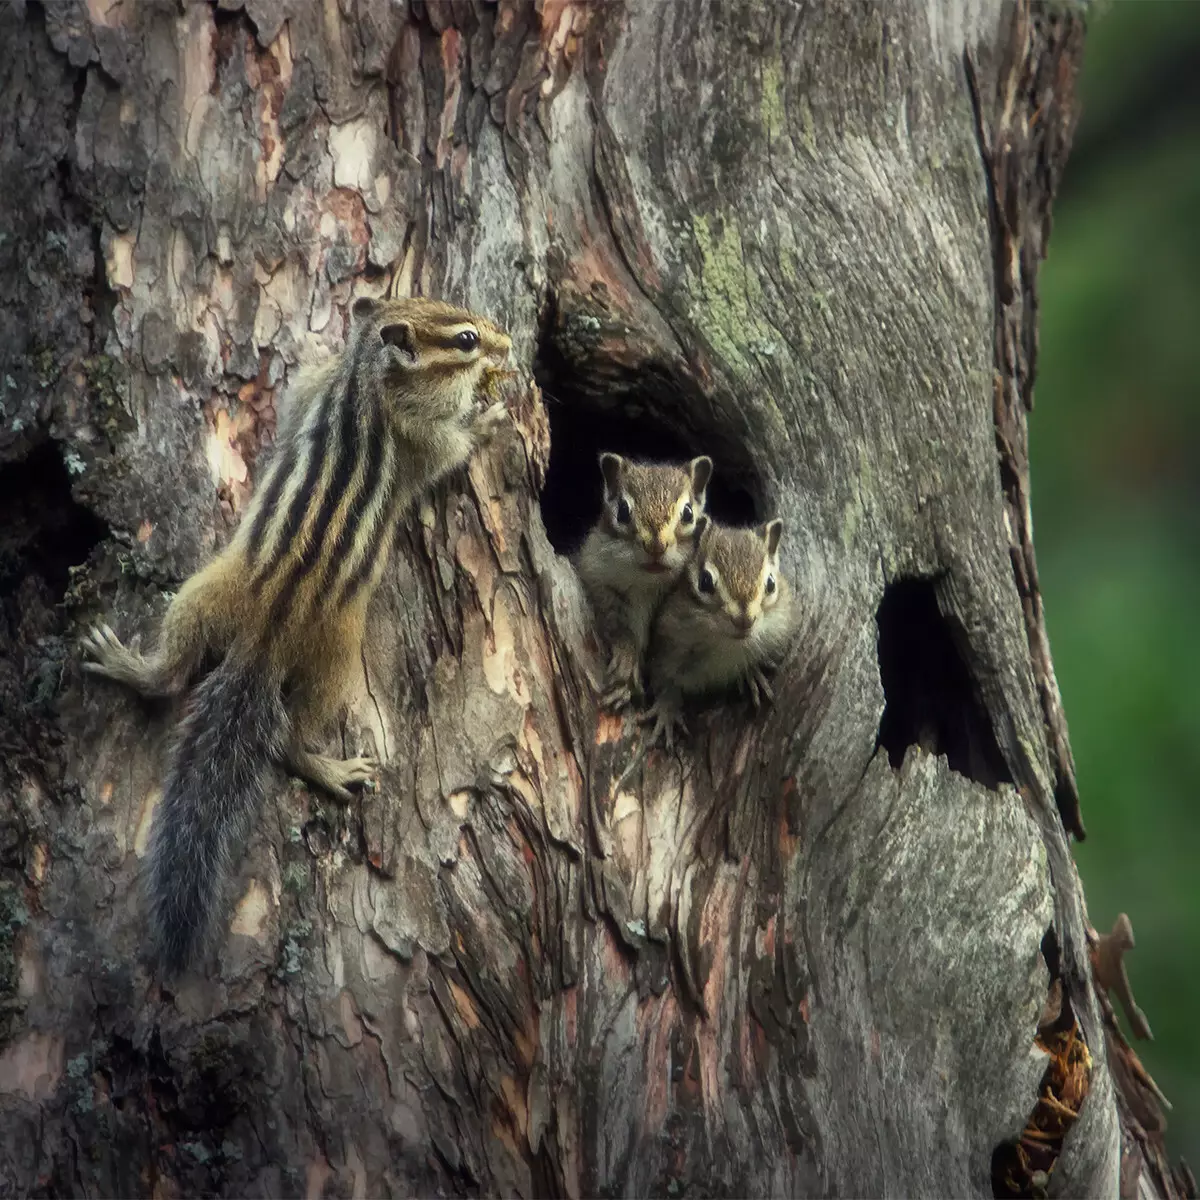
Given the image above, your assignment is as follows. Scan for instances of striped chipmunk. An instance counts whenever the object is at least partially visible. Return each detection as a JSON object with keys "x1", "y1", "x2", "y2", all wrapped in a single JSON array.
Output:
[
  {"x1": 81, "y1": 295, "x2": 513, "y2": 973},
  {"x1": 574, "y1": 452, "x2": 713, "y2": 711},
  {"x1": 642, "y1": 516, "x2": 796, "y2": 749}
]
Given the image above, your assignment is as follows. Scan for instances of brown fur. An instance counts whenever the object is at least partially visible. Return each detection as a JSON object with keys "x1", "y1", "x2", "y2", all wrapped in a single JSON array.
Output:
[
  {"x1": 642, "y1": 516, "x2": 795, "y2": 748},
  {"x1": 700, "y1": 524, "x2": 769, "y2": 607},
  {"x1": 575, "y1": 453, "x2": 712, "y2": 710},
  {"x1": 602, "y1": 461, "x2": 694, "y2": 552}
]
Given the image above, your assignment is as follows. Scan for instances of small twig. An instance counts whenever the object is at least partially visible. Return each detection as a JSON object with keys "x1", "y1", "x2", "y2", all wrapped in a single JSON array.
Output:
[{"x1": 1092, "y1": 913, "x2": 1153, "y2": 1040}]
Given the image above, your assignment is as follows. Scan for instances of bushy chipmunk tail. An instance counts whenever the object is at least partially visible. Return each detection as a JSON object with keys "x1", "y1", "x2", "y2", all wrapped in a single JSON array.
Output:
[{"x1": 145, "y1": 649, "x2": 288, "y2": 974}]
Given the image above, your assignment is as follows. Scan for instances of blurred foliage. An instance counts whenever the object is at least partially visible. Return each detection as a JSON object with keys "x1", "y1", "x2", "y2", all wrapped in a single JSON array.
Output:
[{"x1": 1034, "y1": 0, "x2": 1200, "y2": 1166}]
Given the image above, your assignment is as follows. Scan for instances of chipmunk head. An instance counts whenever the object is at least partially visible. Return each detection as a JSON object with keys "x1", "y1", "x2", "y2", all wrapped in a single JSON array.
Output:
[
  {"x1": 351, "y1": 295, "x2": 512, "y2": 421},
  {"x1": 684, "y1": 517, "x2": 786, "y2": 640},
  {"x1": 598, "y1": 453, "x2": 712, "y2": 577}
]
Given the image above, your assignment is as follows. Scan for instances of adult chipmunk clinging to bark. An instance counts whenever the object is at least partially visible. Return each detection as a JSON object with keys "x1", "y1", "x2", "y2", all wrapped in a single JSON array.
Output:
[{"x1": 81, "y1": 295, "x2": 513, "y2": 974}]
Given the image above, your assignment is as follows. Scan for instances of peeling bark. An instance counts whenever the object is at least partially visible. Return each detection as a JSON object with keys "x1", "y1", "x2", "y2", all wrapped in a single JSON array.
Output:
[{"x1": 0, "y1": 0, "x2": 1181, "y2": 1197}]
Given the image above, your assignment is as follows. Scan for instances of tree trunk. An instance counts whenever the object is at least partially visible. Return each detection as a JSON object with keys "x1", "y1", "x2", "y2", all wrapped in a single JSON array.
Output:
[{"x1": 0, "y1": 0, "x2": 1183, "y2": 1196}]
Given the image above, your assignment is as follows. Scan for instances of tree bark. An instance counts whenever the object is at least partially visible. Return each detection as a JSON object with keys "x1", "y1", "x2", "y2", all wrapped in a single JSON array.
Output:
[{"x1": 0, "y1": 0, "x2": 1182, "y2": 1197}]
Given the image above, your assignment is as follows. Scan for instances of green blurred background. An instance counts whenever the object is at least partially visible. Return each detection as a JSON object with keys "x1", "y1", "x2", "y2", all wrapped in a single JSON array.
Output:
[{"x1": 1035, "y1": 0, "x2": 1199, "y2": 1166}]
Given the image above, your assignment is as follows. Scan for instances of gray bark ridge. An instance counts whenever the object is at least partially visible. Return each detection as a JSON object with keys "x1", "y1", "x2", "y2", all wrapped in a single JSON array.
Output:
[{"x1": 0, "y1": 1, "x2": 1175, "y2": 1197}]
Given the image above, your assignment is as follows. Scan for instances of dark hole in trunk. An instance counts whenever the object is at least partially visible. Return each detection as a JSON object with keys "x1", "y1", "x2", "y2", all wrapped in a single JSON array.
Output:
[
  {"x1": 0, "y1": 439, "x2": 107, "y2": 779},
  {"x1": 0, "y1": 439, "x2": 107, "y2": 620},
  {"x1": 875, "y1": 577, "x2": 1013, "y2": 788},
  {"x1": 533, "y1": 307, "x2": 759, "y2": 555}
]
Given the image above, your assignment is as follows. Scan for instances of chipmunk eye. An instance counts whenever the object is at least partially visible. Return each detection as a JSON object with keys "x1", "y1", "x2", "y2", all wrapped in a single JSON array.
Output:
[
  {"x1": 681, "y1": 503, "x2": 694, "y2": 525},
  {"x1": 454, "y1": 329, "x2": 480, "y2": 352},
  {"x1": 616, "y1": 497, "x2": 632, "y2": 525},
  {"x1": 765, "y1": 575, "x2": 776, "y2": 596},
  {"x1": 698, "y1": 568, "x2": 716, "y2": 595}
]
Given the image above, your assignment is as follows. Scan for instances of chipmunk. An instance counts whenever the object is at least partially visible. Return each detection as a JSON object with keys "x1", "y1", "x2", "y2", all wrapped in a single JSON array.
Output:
[
  {"x1": 574, "y1": 452, "x2": 712, "y2": 710},
  {"x1": 81, "y1": 295, "x2": 513, "y2": 973},
  {"x1": 642, "y1": 515, "x2": 795, "y2": 748}
]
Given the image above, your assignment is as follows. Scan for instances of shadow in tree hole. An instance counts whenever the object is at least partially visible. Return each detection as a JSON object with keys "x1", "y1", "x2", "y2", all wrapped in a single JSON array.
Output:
[
  {"x1": 875, "y1": 577, "x2": 1013, "y2": 790},
  {"x1": 533, "y1": 326, "x2": 759, "y2": 555}
]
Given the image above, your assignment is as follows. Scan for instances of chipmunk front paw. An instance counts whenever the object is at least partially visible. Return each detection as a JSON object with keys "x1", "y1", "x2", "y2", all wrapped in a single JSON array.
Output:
[
  {"x1": 742, "y1": 664, "x2": 775, "y2": 710},
  {"x1": 639, "y1": 698, "x2": 687, "y2": 752},
  {"x1": 472, "y1": 401, "x2": 509, "y2": 443},
  {"x1": 599, "y1": 644, "x2": 643, "y2": 713}
]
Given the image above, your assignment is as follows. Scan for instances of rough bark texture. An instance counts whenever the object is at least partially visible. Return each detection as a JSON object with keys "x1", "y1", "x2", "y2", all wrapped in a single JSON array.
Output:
[{"x1": 0, "y1": 0, "x2": 1180, "y2": 1197}]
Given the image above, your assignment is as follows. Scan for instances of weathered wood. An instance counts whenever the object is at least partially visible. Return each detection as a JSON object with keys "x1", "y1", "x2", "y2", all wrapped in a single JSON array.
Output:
[{"x1": 0, "y1": 0, "x2": 1176, "y2": 1196}]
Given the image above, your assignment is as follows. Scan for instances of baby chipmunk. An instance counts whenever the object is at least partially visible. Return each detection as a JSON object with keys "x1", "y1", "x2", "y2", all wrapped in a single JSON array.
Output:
[
  {"x1": 574, "y1": 452, "x2": 712, "y2": 710},
  {"x1": 81, "y1": 295, "x2": 513, "y2": 973},
  {"x1": 643, "y1": 515, "x2": 796, "y2": 748}
]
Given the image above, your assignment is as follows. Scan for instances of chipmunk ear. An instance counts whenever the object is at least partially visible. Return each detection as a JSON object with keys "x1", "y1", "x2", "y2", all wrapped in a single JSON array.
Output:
[
  {"x1": 689, "y1": 455, "x2": 713, "y2": 502},
  {"x1": 761, "y1": 518, "x2": 783, "y2": 556},
  {"x1": 599, "y1": 452, "x2": 626, "y2": 497},
  {"x1": 379, "y1": 320, "x2": 419, "y2": 367},
  {"x1": 693, "y1": 514, "x2": 711, "y2": 541}
]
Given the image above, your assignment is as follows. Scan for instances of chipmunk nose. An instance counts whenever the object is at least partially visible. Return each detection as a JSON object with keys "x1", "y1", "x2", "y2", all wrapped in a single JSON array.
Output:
[
  {"x1": 644, "y1": 533, "x2": 668, "y2": 559},
  {"x1": 732, "y1": 611, "x2": 755, "y2": 635}
]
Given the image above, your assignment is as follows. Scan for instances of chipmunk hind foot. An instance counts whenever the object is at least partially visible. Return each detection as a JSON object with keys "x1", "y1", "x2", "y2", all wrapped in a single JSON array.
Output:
[{"x1": 284, "y1": 745, "x2": 379, "y2": 803}]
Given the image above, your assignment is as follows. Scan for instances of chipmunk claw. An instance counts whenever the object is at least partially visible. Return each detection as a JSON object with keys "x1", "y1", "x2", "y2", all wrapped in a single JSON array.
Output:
[
  {"x1": 600, "y1": 681, "x2": 634, "y2": 713},
  {"x1": 473, "y1": 401, "x2": 509, "y2": 442},
  {"x1": 600, "y1": 673, "x2": 644, "y2": 714},
  {"x1": 80, "y1": 623, "x2": 141, "y2": 681},
  {"x1": 639, "y1": 699, "x2": 686, "y2": 752},
  {"x1": 743, "y1": 665, "x2": 775, "y2": 710},
  {"x1": 598, "y1": 645, "x2": 643, "y2": 714},
  {"x1": 287, "y1": 749, "x2": 379, "y2": 803},
  {"x1": 341, "y1": 756, "x2": 379, "y2": 789}
]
